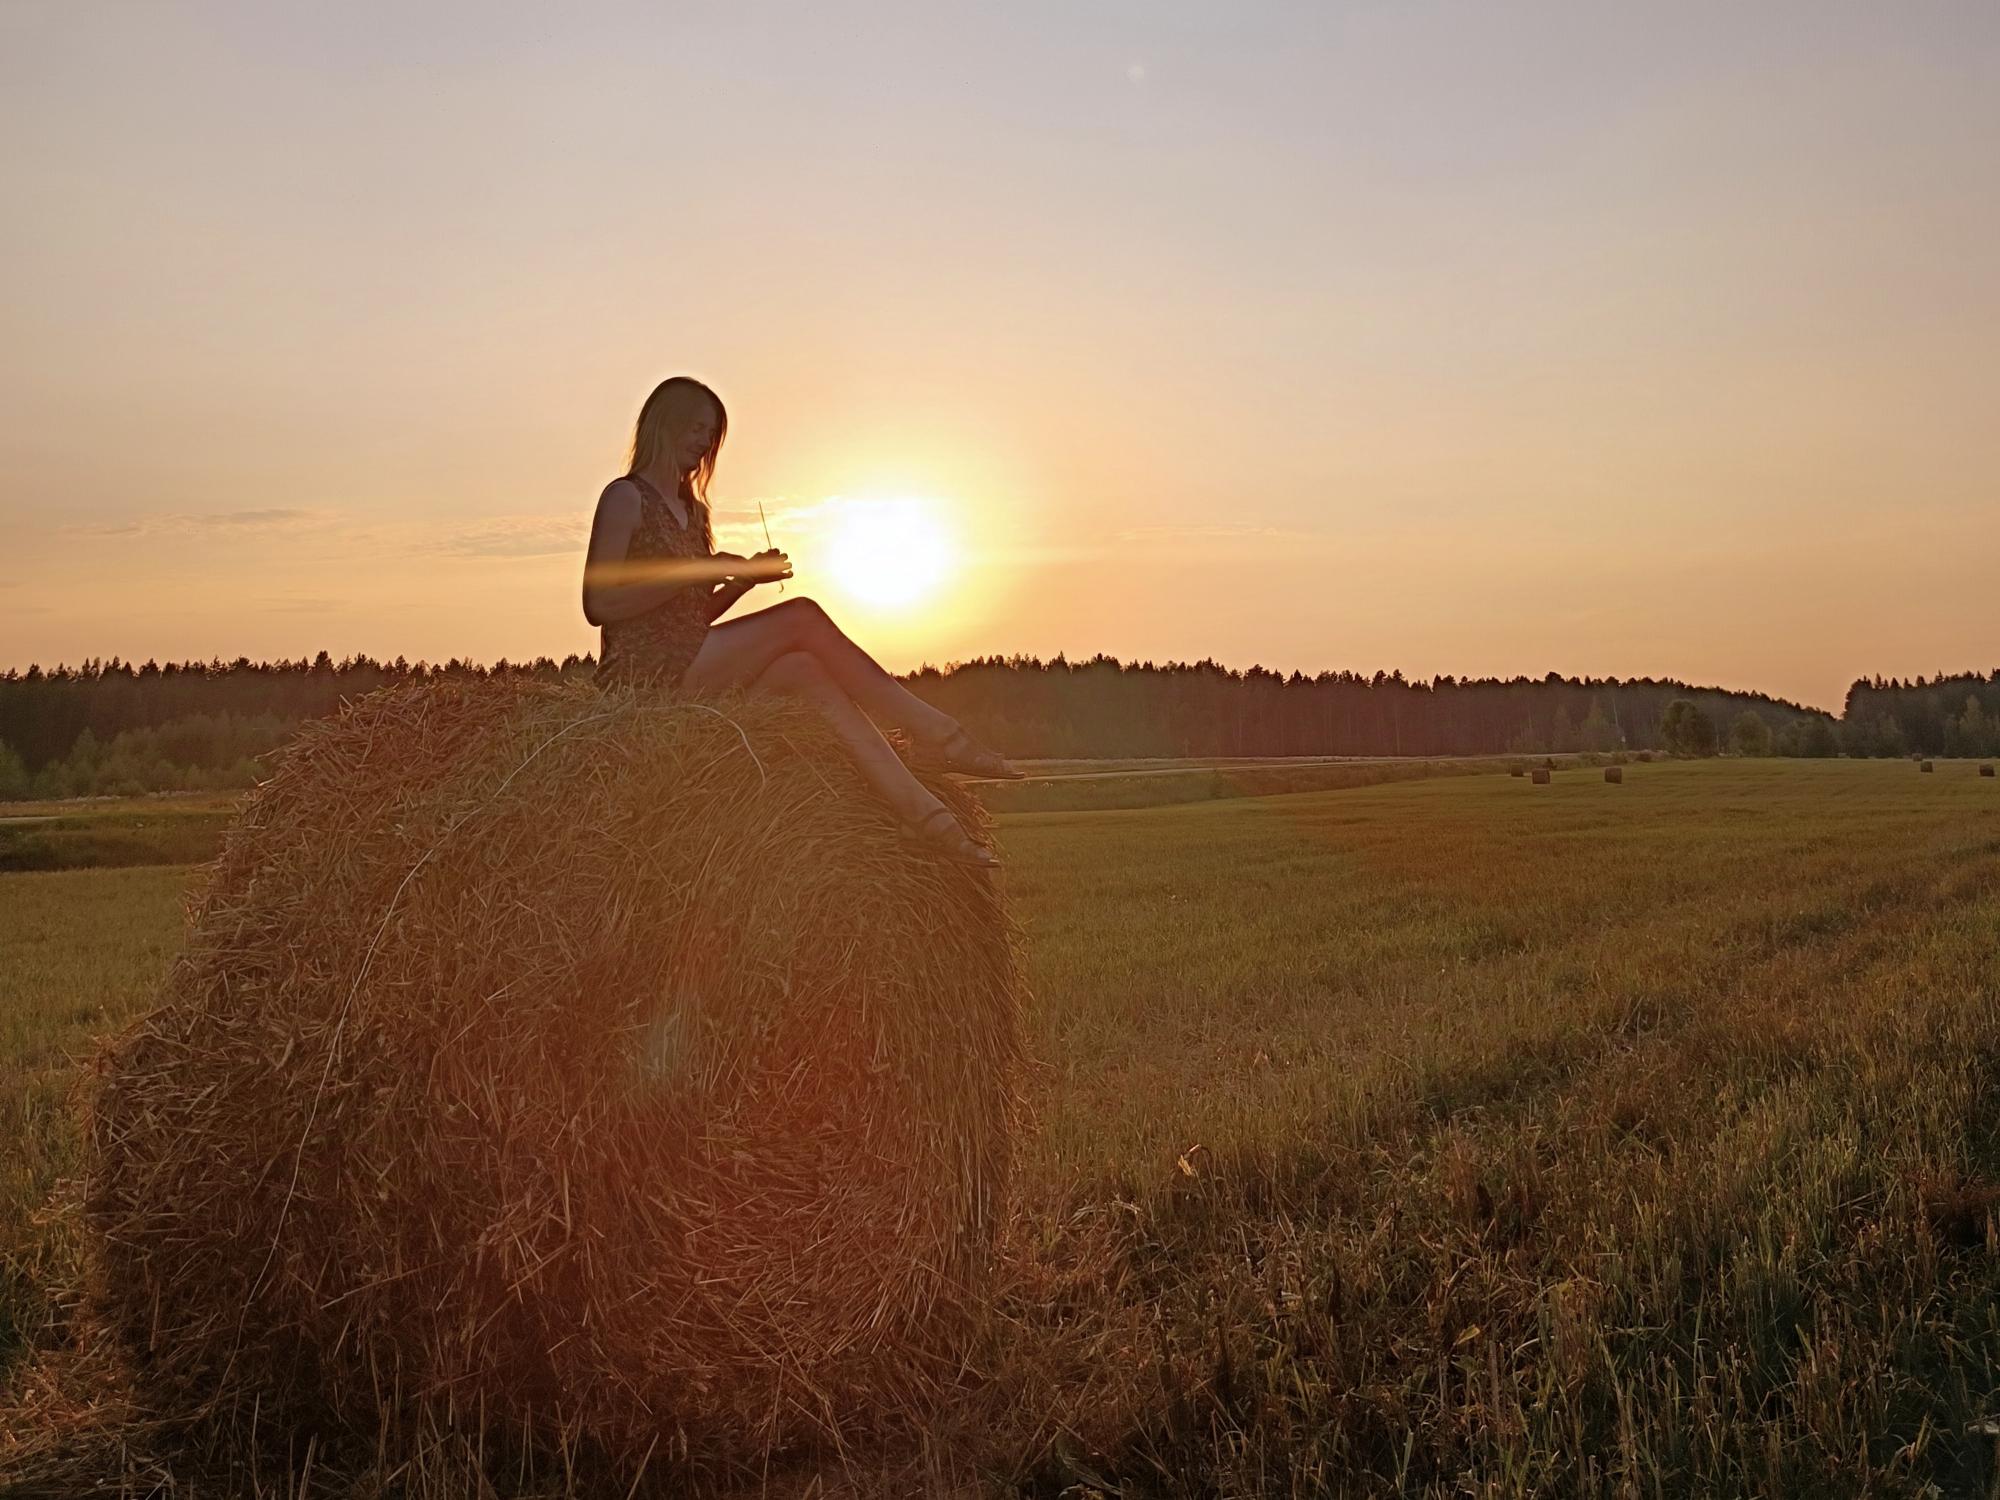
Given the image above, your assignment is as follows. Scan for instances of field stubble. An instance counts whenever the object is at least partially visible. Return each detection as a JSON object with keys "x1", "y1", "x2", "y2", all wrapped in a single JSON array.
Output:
[{"x1": 5, "y1": 760, "x2": 2000, "y2": 1495}]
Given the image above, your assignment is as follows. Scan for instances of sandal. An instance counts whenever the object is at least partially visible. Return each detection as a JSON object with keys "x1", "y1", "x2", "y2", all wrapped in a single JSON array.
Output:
[
  {"x1": 899, "y1": 806, "x2": 1001, "y2": 870},
  {"x1": 914, "y1": 724, "x2": 1024, "y2": 780}
]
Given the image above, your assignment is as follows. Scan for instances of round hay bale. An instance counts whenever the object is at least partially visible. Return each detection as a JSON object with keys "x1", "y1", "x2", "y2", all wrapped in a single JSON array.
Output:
[
  {"x1": 1531, "y1": 768, "x2": 1551, "y2": 785},
  {"x1": 1603, "y1": 766, "x2": 1623, "y2": 784},
  {"x1": 82, "y1": 678, "x2": 1021, "y2": 1465},
  {"x1": 1921, "y1": 759, "x2": 1935, "y2": 773},
  {"x1": 1509, "y1": 767, "x2": 1525, "y2": 778},
  {"x1": 1981, "y1": 764, "x2": 1996, "y2": 778}
]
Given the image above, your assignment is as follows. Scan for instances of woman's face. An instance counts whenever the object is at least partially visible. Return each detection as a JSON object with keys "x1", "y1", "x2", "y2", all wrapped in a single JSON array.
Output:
[{"x1": 675, "y1": 401, "x2": 720, "y2": 475}]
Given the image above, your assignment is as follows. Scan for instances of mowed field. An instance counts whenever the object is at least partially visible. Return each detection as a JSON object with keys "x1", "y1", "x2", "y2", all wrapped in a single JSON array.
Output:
[{"x1": 5, "y1": 760, "x2": 2000, "y2": 1495}]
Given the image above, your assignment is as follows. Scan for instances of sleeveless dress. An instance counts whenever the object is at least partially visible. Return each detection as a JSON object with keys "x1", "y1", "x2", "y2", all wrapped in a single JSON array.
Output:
[{"x1": 596, "y1": 474, "x2": 716, "y2": 691}]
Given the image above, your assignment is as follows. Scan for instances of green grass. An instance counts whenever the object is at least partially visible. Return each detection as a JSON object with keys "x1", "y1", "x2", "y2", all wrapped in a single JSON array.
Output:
[
  {"x1": 0, "y1": 795, "x2": 237, "y2": 873},
  {"x1": 0, "y1": 866, "x2": 189, "y2": 1366},
  {"x1": 984, "y1": 760, "x2": 2000, "y2": 1494},
  {"x1": 5, "y1": 760, "x2": 2000, "y2": 1494},
  {"x1": 978, "y1": 753, "x2": 1570, "y2": 813}
]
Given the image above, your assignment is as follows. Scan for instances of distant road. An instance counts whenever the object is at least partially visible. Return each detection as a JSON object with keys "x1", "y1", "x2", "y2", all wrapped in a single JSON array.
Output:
[{"x1": 970, "y1": 752, "x2": 1530, "y2": 785}]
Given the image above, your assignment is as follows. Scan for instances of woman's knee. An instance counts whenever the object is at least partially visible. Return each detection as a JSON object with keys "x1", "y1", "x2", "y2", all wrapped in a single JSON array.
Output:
[
  {"x1": 773, "y1": 595, "x2": 833, "y2": 644},
  {"x1": 753, "y1": 649, "x2": 832, "y2": 696}
]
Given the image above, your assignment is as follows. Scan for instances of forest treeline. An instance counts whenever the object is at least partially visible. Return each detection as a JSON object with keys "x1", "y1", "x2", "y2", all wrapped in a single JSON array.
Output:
[
  {"x1": 1841, "y1": 671, "x2": 2000, "y2": 760},
  {"x1": 0, "y1": 652, "x2": 1990, "y2": 800}
]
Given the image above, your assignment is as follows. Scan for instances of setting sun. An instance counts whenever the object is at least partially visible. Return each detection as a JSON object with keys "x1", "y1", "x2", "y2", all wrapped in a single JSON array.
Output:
[{"x1": 822, "y1": 498, "x2": 957, "y2": 610}]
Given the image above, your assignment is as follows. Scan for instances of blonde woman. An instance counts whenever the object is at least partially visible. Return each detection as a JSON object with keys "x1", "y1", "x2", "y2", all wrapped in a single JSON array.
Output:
[{"x1": 582, "y1": 376, "x2": 1016, "y2": 868}]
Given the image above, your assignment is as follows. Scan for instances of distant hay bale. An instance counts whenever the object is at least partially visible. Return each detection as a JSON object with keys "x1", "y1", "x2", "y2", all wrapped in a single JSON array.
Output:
[
  {"x1": 1635, "y1": 751, "x2": 1653, "y2": 763},
  {"x1": 1531, "y1": 768, "x2": 1551, "y2": 785},
  {"x1": 1509, "y1": 767, "x2": 1525, "y2": 778},
  {"x1": 1604, "y1": 766, "x2": 1623, "y2": 784},
  {"x1": 1982, "y1": 764, "x2": 1995, "y2": 778},
  {"x1": 82, "y1": 679, "x2": 1021, "y2": 1466},
  {"x1": 1921, "y1": 760, "x2": 1935, "y2": 772}
]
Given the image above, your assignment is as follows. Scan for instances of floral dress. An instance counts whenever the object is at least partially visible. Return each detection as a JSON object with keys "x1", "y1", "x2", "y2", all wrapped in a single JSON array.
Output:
[{"x1": 596, "y1": 473, "x2": 716, "y2": 691}]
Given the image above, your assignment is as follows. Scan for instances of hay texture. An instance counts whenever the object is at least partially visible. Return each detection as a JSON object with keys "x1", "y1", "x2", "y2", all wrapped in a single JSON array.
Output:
[
  {"x1": 1530, "y1": 768, "x2": 1551, "y2": 785},
  {"x1": 1603, "y1": 767, "x2": 1623, "y2": 784},
  {"x1": 83, "y1": 679, "x2": 1021, "y2": 1463}
]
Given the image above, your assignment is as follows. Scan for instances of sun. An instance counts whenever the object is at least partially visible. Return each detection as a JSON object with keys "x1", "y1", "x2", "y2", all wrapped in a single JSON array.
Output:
[{"x1": 823, "y1": 498, "x2": 956, "y2": 609}]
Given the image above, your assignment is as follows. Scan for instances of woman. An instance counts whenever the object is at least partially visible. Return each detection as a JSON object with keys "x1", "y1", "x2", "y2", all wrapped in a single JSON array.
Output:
[{"x1": 582, "y1": 376, "x2": 1017, "y2": 869}]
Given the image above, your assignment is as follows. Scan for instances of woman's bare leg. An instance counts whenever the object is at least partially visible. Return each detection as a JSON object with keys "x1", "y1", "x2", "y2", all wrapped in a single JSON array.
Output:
[
  {"x1": 745, "y1": 651, "x2": 994, "y2": 864},
  {"x1": 684, "y1": 598, "x2": 956, "y2": 740},
  {"x1": 746, "y1": 652, "x2": 940, "y2": 822}
]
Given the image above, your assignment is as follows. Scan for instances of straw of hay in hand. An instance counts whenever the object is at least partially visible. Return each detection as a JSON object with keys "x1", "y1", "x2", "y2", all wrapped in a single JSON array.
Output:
[{"x1": 82, "y1": 678, "x2": 1021, "y2": 1469}]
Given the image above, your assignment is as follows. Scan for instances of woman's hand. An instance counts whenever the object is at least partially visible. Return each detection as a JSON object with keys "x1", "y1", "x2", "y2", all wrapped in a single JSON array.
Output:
[
  {"x1": 706, "y1": 550, "x2": 791, "y2": 622},
  {"x1": 731, "y1": 549, "x2": 792, "y2": 585}
]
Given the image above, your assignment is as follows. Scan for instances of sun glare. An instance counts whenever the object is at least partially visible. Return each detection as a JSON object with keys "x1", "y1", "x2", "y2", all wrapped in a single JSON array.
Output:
[{"x1": 823, "y1": 498, "x2": 956, "y2": 610}]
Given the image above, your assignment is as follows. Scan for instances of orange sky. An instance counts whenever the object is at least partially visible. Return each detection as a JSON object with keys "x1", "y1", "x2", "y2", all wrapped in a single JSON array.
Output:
[{"x1": 3, "y1": 2, "x2": 1995, "y2": 711}]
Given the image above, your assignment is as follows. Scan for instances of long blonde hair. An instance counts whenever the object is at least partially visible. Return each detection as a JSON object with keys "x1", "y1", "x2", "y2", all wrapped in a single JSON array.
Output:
[{"x1": 628, "y1": 376, "x2": 725, "y2": 546}]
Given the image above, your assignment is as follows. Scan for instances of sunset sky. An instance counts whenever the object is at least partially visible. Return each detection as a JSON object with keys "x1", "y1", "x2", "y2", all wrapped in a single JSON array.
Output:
[{"x1": 3, "y1": 1, "x2": 1995, "y2": 712}]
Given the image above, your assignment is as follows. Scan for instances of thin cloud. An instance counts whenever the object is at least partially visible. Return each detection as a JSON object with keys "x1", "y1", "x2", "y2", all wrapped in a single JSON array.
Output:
[
  {"x1": 192, "y1": 508, "x2": 312, "y2": 529},
  {"x1": 712, "y1": 496, "x2": 842, "y2": 532},
  {"x1": 710, "y1": 495, "x2": 846, "y2": 553},
  {"x1": 425, "y1": 516, "x2": 585, "y2": 559},
  {"x1": 78, "y1": 508, "x2": 319, "y2": 537}
]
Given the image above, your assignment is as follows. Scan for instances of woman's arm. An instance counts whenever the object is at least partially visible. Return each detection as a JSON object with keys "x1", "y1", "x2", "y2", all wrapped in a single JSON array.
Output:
[
  {"x1": 706, "y1": 579, "x2": 753, "y2": 623},
  {"x1": 580, "y1": 481, "x2": 746, "y2": 626}
]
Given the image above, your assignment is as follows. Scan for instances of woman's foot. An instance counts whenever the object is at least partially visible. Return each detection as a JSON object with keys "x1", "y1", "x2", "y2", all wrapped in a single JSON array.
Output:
[
  {"x1": 898, "y1": 805, "x2": 1001, "y2": 870},
  {"x1": 914, "y1": 723, "x2": 1024, "y2": 779}
]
